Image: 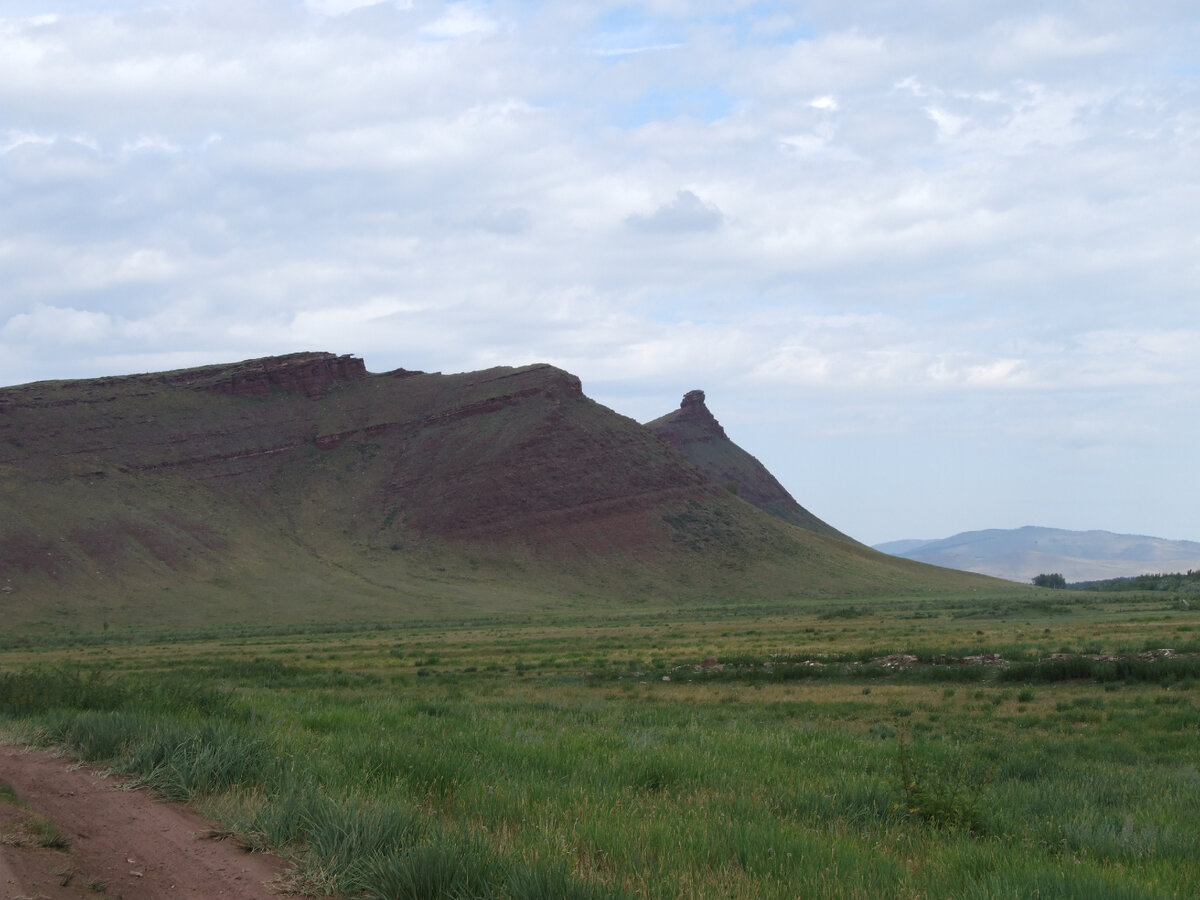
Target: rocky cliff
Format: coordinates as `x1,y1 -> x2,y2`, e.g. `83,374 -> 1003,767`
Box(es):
646,390 -> 850,540
164,351 -> 368,397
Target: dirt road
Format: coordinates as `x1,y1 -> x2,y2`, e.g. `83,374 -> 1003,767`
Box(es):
0,744 -> 289,899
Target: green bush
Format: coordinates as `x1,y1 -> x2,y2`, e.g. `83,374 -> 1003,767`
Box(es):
892,734 -> 990,832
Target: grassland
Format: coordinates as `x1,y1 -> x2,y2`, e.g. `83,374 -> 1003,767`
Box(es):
3,587 -> 1199,898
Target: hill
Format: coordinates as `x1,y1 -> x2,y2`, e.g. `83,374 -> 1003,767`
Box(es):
875,526 -> 1200,583
0,352 -> 998,635
645,390 -> 850,540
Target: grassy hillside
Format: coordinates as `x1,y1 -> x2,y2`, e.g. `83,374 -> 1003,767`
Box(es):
1,355 -> 1001,636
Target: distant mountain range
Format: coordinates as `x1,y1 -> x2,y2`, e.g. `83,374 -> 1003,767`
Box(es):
874,526 -> 1200,583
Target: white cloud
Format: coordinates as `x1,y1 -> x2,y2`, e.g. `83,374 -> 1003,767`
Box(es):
989,15 -> 1118,67
925,105 -> 967,138
121,134 -> 181,155
783,29 -> 890,85
420,3 -> 496,40
1,129 -> 54,152
588,42 -> 683,58
113,249 -> 178,283
626,189 -> 724,232
0,1 -> 1197,542
306,0 -> 408,16
4,304 -> 115,345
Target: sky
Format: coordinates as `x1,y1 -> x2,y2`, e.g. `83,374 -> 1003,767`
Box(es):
2,1 -> 1198,546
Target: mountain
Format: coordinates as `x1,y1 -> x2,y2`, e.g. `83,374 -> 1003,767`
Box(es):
645,390 -> 849,540
875,526 -> 1200,583
0,352 -> 996,634
872,539 -> 934,557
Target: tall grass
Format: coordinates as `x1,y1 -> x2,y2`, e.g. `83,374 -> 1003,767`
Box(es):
1000,655 -> 1200,684
0,667 -> 127,715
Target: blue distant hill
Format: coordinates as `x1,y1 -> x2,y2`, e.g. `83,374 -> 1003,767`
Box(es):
874,526 -> 1200,584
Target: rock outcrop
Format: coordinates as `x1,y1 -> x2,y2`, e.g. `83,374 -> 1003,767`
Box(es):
646,391 -> 851,540
166,352 -> 367,398
667,390 -> 727,442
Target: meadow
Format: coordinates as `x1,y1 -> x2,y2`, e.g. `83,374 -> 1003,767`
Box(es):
2,587 -> 1199,898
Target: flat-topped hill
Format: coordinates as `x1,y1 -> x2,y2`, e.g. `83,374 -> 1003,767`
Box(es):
0,354 -> 1001,635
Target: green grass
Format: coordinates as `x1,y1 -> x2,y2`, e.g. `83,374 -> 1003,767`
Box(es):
4,590 -> 1200,898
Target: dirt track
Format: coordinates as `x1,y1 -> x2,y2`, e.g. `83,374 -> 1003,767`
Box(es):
0,745 -> 288,899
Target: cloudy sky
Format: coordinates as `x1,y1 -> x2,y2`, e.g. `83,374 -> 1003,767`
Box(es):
2,1 -> 1198,545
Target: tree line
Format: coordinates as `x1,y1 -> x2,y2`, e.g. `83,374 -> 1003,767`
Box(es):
1033,570 -> 1200,592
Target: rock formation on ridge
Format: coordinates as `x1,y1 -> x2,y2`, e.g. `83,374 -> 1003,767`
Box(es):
646,390 -> 850,540
165,351 -> 368,398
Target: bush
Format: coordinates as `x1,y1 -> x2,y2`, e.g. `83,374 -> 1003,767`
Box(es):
892,733 -> 990,832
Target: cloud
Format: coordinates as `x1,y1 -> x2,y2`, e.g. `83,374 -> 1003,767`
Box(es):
585,6 -> 684,57
0,1 -> 1197,542
4,304 -> 115,345
626,190 -> 724,233
988,15 -> 1119,68
306,0 -> 409,16
420,3 -> 496,40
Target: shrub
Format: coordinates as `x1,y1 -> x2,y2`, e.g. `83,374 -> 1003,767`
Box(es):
892,733 -> 990,832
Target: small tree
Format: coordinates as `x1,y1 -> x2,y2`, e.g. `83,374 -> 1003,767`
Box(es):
1032,573 -> 1067,589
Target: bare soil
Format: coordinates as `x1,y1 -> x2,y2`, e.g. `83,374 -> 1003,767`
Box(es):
0,744 -> 289,899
